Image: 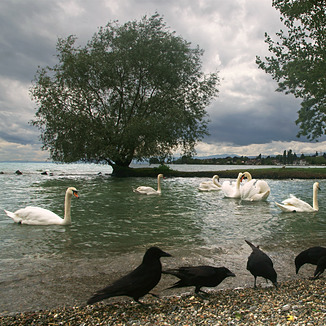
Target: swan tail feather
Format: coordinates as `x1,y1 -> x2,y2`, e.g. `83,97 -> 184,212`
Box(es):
275,201 -> 284,209
4,210 -> 22,223
275,201 -> 294,212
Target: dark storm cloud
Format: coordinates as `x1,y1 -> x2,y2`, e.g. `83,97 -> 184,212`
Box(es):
1,0 -> 325,160
207,110 -> 300,146
0,1 -> 60,82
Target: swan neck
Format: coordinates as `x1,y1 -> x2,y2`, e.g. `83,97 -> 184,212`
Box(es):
313,185 -> 319,210
213,175 -> 221,187
236,174 -> 242,190
157,175 -> 162,193
244,172 -> 252,181
64,191 -> 72,224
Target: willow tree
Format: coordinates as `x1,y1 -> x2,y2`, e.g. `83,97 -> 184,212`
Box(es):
256,0 -> 326,140
30,14 -> 219,173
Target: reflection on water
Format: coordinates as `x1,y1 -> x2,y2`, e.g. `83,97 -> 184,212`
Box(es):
0,163 -> 326,312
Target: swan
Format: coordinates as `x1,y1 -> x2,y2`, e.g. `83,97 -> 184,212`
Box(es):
4,187 -> 79,225
275,182 -> 320,212
133,174 -> 164,195
240,172 -> 271,201
198,175 -> 222,191
221,172 -> 244,198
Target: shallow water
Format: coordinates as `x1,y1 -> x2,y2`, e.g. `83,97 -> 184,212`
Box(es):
0,162 -> 325,313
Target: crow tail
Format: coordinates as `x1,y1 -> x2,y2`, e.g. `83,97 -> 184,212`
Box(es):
245,240 -> 258,250
87,292 -> 111,305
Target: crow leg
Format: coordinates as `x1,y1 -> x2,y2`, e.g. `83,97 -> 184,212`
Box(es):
311,272 -> 322,280
196,292 -> 208,300
195,288 -> 209,299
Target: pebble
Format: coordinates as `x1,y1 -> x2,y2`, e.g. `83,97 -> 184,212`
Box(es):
1,279 -> 326,325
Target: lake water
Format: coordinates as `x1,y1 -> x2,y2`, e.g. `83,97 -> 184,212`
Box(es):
0,162 -> 325,313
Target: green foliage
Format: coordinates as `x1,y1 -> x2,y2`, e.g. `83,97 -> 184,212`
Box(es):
30,13 -> 219,169
305,155 -> 326,165
256,0 -> 326,140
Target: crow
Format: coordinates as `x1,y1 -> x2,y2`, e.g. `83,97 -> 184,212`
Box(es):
163,265 -> 235,297
87,247 -> 171,305
295,246 -> 326,279
245,240 -> 278,288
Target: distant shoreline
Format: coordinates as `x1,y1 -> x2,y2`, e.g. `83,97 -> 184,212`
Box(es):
168,167 -> 326,179
1,161 -> 326,179
111,166 -> 326,179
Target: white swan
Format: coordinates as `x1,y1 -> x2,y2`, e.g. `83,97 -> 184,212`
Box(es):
4,187 -> 79,225
221,172 -> 244,198
275,182 -> 320,212
198,175 -> 222,191
133,174 -> 164,195
240,172 -> 271,201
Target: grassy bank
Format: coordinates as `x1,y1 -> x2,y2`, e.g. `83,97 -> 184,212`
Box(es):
113,166 -> 326,179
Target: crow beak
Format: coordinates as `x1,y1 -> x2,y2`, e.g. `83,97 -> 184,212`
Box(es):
228,272 -> 236,277
162,251 -> 172,257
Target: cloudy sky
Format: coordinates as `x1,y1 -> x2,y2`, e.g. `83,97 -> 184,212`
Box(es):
1,0 -> 325,161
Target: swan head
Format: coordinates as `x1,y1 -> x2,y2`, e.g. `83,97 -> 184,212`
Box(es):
241,171 -> 252,181
67,187 -> 79,199
213,175 -> 220,181
314,182 -> 320,191
238,172 -> 246,182
158,174 -> 164,178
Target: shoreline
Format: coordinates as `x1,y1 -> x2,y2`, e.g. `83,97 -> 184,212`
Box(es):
1,162 -> 326,179
111,166 -> 326,178
1,278 -> 325,325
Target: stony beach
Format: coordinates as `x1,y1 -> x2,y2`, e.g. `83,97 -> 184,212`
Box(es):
1,278 -> 325,325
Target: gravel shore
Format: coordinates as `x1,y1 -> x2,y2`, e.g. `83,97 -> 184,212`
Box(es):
1,278 -> 325,325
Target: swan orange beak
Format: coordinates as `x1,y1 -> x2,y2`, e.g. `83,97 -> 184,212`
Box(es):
73,191 -> 79,199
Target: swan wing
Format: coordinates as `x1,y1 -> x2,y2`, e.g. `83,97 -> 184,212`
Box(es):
222,181 -> 240,198
199,181 -> 211,186
6,206 -> 63,225
198,182 -> 221,191
133,186 -> 159,195
254,180 -> 270,201
250,190 -> 271,201
240,179 -> 258,200
275,201 -> 297,212
276,195 -> 314,212
241,180 -> 270,201
256,180 -> 270,193
4,209 -> 23,223
221,181 -> 233,197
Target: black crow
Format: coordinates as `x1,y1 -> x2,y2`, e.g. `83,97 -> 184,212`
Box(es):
245,240 -> 278,288
163,265 -> 235,297
295,246 -> 326,279
87,247 -> 171,305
